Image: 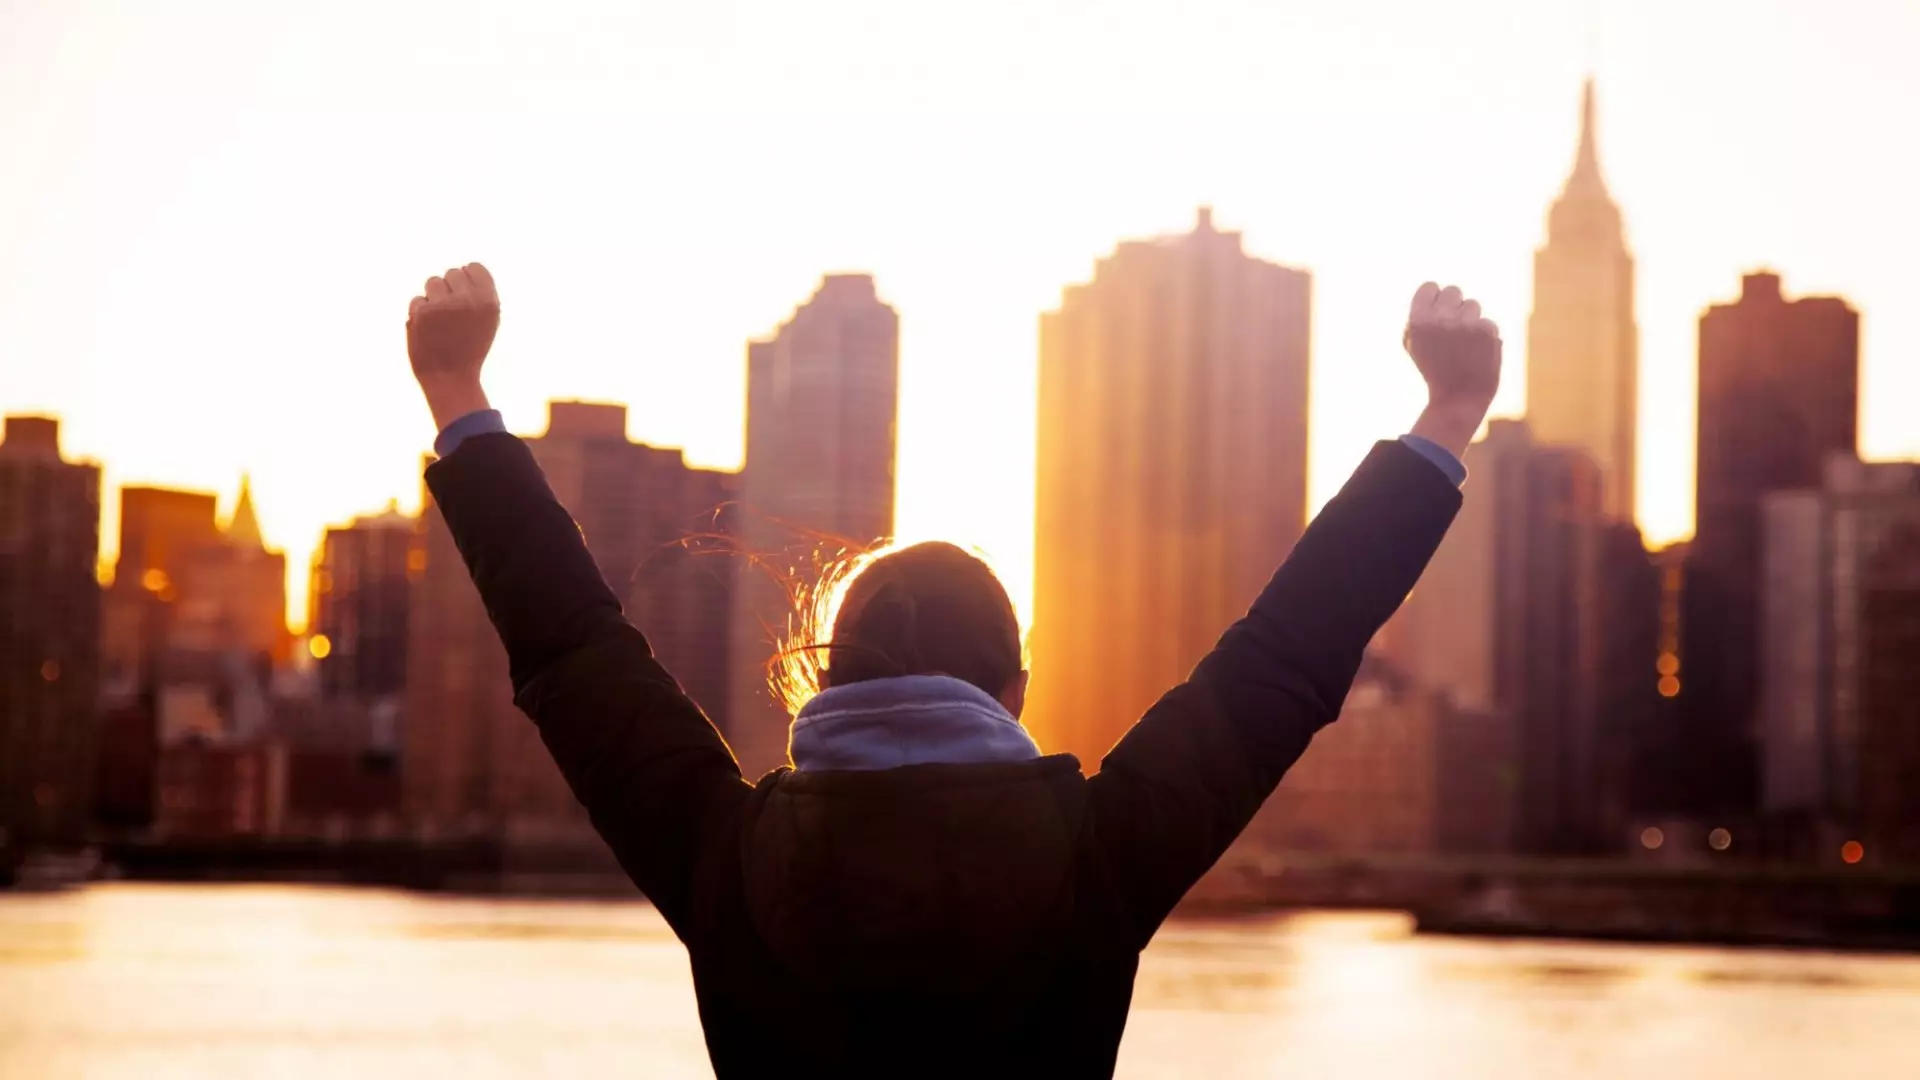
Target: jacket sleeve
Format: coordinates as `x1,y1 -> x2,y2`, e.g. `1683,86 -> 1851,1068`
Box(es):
1083,439 -> 1462,944
424,432 -> 749,935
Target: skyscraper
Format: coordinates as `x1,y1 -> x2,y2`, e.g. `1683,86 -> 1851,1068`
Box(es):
406,402 -> 738,838
1029,208 -> 1310,767
727,275 -> 900,777
1683,272 -> 1859,813
1760,456 -> 1920,863
1395,420 -> 1613,853
0,416 -> 103,846
311,504 -> 416,702
1526,79 -> 1640,522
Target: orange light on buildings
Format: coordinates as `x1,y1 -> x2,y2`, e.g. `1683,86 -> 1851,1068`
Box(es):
1841,841 -> 1865,865
1656,652 -> 1680,676
1658,675 -> 1681,698
1640,826 -> 1665,850
141,568 -> 169,592
307,633 -> 332,660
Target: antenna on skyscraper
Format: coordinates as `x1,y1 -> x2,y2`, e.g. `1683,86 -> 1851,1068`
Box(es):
1582,0 -> 1601,76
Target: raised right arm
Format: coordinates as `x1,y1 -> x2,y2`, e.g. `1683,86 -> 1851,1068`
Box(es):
408,264 -> 749,937
1084,282 -> 1502,944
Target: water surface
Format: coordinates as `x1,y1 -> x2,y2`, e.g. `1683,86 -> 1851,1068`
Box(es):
3,884 -> 1917,1078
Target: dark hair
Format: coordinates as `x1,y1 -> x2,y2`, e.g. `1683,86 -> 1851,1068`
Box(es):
773,541 -> 1022,713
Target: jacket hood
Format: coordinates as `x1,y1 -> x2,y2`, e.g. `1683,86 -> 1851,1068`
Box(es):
788,674 -> 1042,771
742,752 -> 1084,998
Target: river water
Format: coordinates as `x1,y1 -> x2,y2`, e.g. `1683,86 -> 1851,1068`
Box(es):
2,883 -> 1917,1078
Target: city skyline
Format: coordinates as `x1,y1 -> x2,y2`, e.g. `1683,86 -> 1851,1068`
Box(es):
5,0 -> 1919,635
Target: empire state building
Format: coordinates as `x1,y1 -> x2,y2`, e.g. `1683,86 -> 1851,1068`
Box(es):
1526,79 -> 1639,522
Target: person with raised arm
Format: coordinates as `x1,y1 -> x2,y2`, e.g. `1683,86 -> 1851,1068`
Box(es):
408,263 -> 1499,1078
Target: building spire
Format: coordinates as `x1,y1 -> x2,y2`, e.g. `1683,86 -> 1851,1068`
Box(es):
227,473 -> 264,548
1569,77 -> 1606,193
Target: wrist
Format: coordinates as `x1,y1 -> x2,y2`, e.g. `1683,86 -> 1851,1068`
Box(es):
1409,397 -> 1490,460
419,377 -> 492,432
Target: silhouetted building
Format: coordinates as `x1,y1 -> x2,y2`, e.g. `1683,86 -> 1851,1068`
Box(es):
1761,456 -> 1920,865
1397,421 -> 1611,853
1030,208 -> 1310,771
102,486 -> 220,699
311,504 -> 416,701
116,485 -> 221,587
1434,700 -> 1521,855
92,700 -> 159,831
407,402 -> 738,838
1527,79 -> 1640,521
1683,272 -> 1859,815
727,275 -> 900,776
1596,522 -> 1673,829
172,475 -> 290,667
0,416 -> 103,846
1262,659 -> 1440,854
154,740 -> 281,839
103,477 -> 288,721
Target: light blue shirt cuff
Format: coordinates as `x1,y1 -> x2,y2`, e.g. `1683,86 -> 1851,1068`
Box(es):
435,409 -> 508,458
1399,434 -> 1467,487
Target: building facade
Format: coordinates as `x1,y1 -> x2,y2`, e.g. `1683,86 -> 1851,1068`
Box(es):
1526,80 -> 1640,522
311,504 -> 416,702
1029,208 -> 1311,769
727,275 -> 900,777
1684,272 -> 1859,814
1395,420 -> 1617,853
0,417 -> 103,846
1760,456 -> 1920,864
102,486 -> 221,702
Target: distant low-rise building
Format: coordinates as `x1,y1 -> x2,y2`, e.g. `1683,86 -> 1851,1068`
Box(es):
1260,660 -> 1441,855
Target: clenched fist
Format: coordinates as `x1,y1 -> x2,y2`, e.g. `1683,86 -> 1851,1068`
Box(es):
407,263 -> 499,430
1403,282 -> 1502,459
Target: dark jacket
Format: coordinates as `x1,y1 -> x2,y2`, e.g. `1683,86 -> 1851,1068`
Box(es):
427,433 -> 1461,1078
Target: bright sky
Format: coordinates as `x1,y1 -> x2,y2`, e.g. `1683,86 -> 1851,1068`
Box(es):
3,0 -> 1916,633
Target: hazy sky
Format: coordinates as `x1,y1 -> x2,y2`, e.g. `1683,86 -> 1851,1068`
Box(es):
2,0 -> 1916,631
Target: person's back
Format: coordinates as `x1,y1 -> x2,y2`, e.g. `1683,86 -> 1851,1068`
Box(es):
403,263 -> 1501,1076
